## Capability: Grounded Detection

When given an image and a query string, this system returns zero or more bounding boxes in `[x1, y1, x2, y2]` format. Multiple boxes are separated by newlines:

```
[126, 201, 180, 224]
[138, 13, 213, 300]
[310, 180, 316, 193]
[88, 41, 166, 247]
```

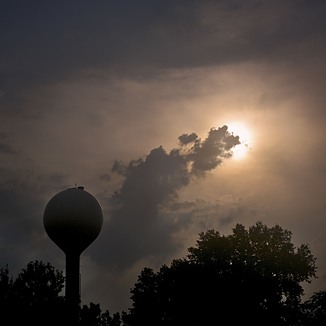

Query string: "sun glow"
[227, 121, 253, 160]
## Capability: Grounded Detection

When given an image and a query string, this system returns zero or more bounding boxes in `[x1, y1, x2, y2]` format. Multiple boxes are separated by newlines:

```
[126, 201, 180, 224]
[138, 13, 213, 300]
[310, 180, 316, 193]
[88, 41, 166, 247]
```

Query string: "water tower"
[43, 186, 103, 325]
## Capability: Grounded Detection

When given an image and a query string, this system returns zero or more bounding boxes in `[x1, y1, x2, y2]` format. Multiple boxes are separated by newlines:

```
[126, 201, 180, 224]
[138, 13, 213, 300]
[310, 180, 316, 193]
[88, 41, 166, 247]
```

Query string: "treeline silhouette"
[1, 221, 325, 325]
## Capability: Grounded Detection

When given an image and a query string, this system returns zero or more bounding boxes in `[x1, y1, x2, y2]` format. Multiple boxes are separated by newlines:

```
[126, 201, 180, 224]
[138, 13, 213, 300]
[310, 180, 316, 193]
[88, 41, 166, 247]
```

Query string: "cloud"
[0, 132, 17, 155]
[2, 0, 325, 94]
[95, 126, 239, 268]
[0, 142, 16, 155]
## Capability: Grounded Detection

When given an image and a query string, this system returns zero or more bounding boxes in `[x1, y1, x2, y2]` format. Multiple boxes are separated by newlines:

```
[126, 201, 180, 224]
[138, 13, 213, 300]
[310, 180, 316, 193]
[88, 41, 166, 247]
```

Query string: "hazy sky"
[1, 0, 326, 312]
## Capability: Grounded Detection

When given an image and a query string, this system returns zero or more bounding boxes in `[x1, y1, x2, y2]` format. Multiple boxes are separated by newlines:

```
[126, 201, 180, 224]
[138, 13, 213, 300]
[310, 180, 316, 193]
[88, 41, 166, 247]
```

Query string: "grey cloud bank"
[96, 126, 240, 268]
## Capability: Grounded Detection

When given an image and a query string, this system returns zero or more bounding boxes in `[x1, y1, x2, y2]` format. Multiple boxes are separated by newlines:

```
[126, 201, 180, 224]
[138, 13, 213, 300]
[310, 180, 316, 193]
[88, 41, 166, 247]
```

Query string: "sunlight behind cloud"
[227, 121, 253, 160]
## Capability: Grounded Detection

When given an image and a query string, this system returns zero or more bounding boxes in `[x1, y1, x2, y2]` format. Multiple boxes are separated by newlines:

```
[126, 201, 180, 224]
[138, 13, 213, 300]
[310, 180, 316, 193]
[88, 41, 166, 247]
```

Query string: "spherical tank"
[43, 187, 103, 255]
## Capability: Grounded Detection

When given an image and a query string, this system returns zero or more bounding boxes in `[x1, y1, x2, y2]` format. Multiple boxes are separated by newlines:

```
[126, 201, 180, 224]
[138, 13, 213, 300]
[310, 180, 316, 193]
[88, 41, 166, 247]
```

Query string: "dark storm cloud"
[0, 166, 70, 272]
[0, 177, 44, 270]
[0, 133, 16, 155]
[178, 132, 198, 145]
[0, 142, 16, 155]
[96, 126, 239, 268]
[2, 0, 326, 94]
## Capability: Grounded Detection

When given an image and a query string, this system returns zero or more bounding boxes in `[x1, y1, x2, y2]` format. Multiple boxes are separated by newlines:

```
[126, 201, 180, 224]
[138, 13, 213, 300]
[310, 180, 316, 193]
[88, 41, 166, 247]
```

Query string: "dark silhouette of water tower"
[43, 186, 103, 325]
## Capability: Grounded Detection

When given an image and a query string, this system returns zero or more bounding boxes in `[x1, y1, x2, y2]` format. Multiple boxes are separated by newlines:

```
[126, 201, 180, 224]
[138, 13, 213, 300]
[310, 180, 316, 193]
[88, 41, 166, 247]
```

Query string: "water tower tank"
[43, 186, 103, 255]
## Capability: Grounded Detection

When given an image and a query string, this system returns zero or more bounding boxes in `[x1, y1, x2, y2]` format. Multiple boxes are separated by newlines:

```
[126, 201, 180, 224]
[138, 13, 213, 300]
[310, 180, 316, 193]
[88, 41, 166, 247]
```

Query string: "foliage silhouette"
[0, 260, 66, 325]
[1, 222, 326, 325]
[123, 222, 317, 326]
[301, 291, 326, 325]
[0, 260, 119, 325]
[80, 302, 121, 326]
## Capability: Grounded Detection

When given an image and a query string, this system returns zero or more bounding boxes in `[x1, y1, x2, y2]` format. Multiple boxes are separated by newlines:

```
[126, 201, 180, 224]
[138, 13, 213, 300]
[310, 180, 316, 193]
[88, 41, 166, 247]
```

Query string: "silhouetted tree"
[0, 265, 13, 318]
[80, 302, 121, 326]
[301, 291, 326, 325]
[124, 222, 317, 326]
[0, 260, 121, 326]
[0, 260, 66, 325]
[1, 223, 324, 326]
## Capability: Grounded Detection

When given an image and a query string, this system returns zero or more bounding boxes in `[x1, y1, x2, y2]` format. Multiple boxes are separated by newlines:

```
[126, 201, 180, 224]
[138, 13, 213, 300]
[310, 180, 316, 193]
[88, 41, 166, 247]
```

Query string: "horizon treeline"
[1, 221, 326, 325]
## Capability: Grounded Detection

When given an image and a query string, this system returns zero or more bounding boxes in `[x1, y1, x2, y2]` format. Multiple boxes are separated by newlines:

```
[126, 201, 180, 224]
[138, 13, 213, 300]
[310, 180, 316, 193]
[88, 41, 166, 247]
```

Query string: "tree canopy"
[1, 221, 325, 325]
[124, 222, 317, 326]
[0, 260, 120, 326]
[0, 260, 66, 325]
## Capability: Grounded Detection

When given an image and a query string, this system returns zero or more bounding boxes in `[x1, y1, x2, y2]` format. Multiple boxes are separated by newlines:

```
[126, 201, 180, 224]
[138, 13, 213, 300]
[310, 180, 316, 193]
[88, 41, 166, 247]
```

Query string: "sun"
[227, 121, 253, 160]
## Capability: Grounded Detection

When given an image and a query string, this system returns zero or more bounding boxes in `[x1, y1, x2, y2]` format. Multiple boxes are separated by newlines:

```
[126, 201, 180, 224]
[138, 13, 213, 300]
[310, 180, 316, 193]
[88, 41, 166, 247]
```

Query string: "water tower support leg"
[65, 253, 81, 326]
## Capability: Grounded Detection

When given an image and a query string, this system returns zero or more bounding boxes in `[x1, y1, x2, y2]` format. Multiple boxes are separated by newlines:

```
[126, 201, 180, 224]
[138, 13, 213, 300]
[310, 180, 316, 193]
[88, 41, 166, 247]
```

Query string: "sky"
[1, 0, 326, 313]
